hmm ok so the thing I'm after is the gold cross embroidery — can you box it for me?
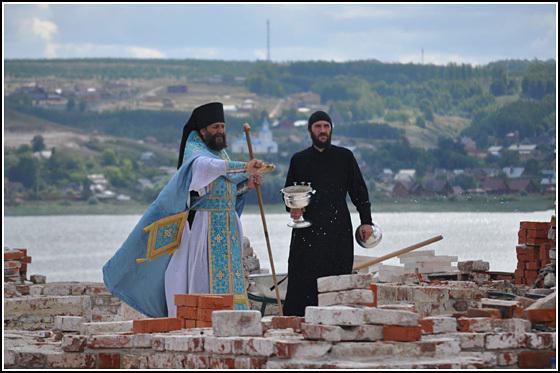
[162,227,174,239]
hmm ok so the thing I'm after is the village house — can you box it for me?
[481,177,509,195]
[502,166,525,179]
[507,178,539,194]
[420,178,453,197]
[392,179,422,198]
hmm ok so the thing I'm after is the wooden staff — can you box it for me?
[243,123,283,315]
[353,235,443,271]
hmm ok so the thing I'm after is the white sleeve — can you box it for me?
[189,156,227,194]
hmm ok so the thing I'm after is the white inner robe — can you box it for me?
[164,156,244,316]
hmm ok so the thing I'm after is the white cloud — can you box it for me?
[127,47,165,59]
[30,17,57,41]
[397,52,483,66]
[329,7,405,20]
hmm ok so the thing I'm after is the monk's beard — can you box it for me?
[202,132,227,151]
[310,132,332,149]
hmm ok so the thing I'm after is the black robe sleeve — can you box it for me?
[347,152,373,225]
[283,155,298,212]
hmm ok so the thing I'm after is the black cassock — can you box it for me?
[283,145,372,316]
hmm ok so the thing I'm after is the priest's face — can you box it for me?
[309,120,332,149]
[200,122,227,151]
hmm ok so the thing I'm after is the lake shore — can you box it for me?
[4,195,556,216]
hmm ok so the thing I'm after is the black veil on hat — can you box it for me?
[177,102,225,168]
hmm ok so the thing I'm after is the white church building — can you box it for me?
[231,118,278,154]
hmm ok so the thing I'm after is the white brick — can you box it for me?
[318,289,373,306]
[29,285,43,296]
[378,304,416,312]
[80,320,133,335]
[42,285,72,296]
[4,296,91,319]
[457,260,490,272]
[330,342,394,358]
[301,323,344,341]
[317,273,373,293]
[61,335,88,352]
[525,332,555,349]
[273,340,332,359]
[400,256,458,264]
[304,306,365,326]
[374,265,406,283]
[399,250,435,258]
[54,316,85,332]
[340,324,384,341]
[422,316,457,333]
[446,332,485,350]
[162,335,205,352]
[363,307,419,326]
[212,310,262,337]
[491,319,530,334]
[484,333,527,350]
[203,336,275,356]
[302,323,383,342]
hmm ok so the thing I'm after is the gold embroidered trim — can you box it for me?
[136,211,187,263]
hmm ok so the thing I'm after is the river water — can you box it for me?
[3,210,554,282]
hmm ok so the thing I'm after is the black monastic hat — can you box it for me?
[177,102,225,168]
[307,110,333,130]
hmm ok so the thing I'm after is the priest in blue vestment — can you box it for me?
[103,102,264,317]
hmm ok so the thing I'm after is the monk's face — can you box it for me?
[200,122,227,151]
[309,120,332,148]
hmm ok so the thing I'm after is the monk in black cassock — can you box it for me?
[283,111,374,316]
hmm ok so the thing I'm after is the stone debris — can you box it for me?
[4,220,557,369]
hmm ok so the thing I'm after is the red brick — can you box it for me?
[4,261,22,270]
[525,271,538,284]
[177,306,198,320]
[198,294,234,309]
[21,255,32,264]
[183,319,197,329]
[271,316,304,331]
[132,317,182,333]
[196,308,214,322]
[420,319,433,334]
[209,356,236,369]
[520,221,550,230]
[195,320,212,328]
[98,353,120,369]
[3,250,26,261]
[466,308,502,319]
[526,309,556,323]
[525,261,541,270]
[383,325,422,342]
[527,229,548,239]
[516,245,540,260]
[15,284,30,295]
[234,356,268,369]
[518,351,555,369]
[539,244,551,261]
[370,283,378,307]
[526,237,549,245]
[175,294,200,307]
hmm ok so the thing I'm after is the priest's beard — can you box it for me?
[310,131,332,149]
[202,132,227,151]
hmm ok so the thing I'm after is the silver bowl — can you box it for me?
[280,184,315,228]
[355,222,383,249]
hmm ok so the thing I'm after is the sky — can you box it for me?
[3,3,557,65]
